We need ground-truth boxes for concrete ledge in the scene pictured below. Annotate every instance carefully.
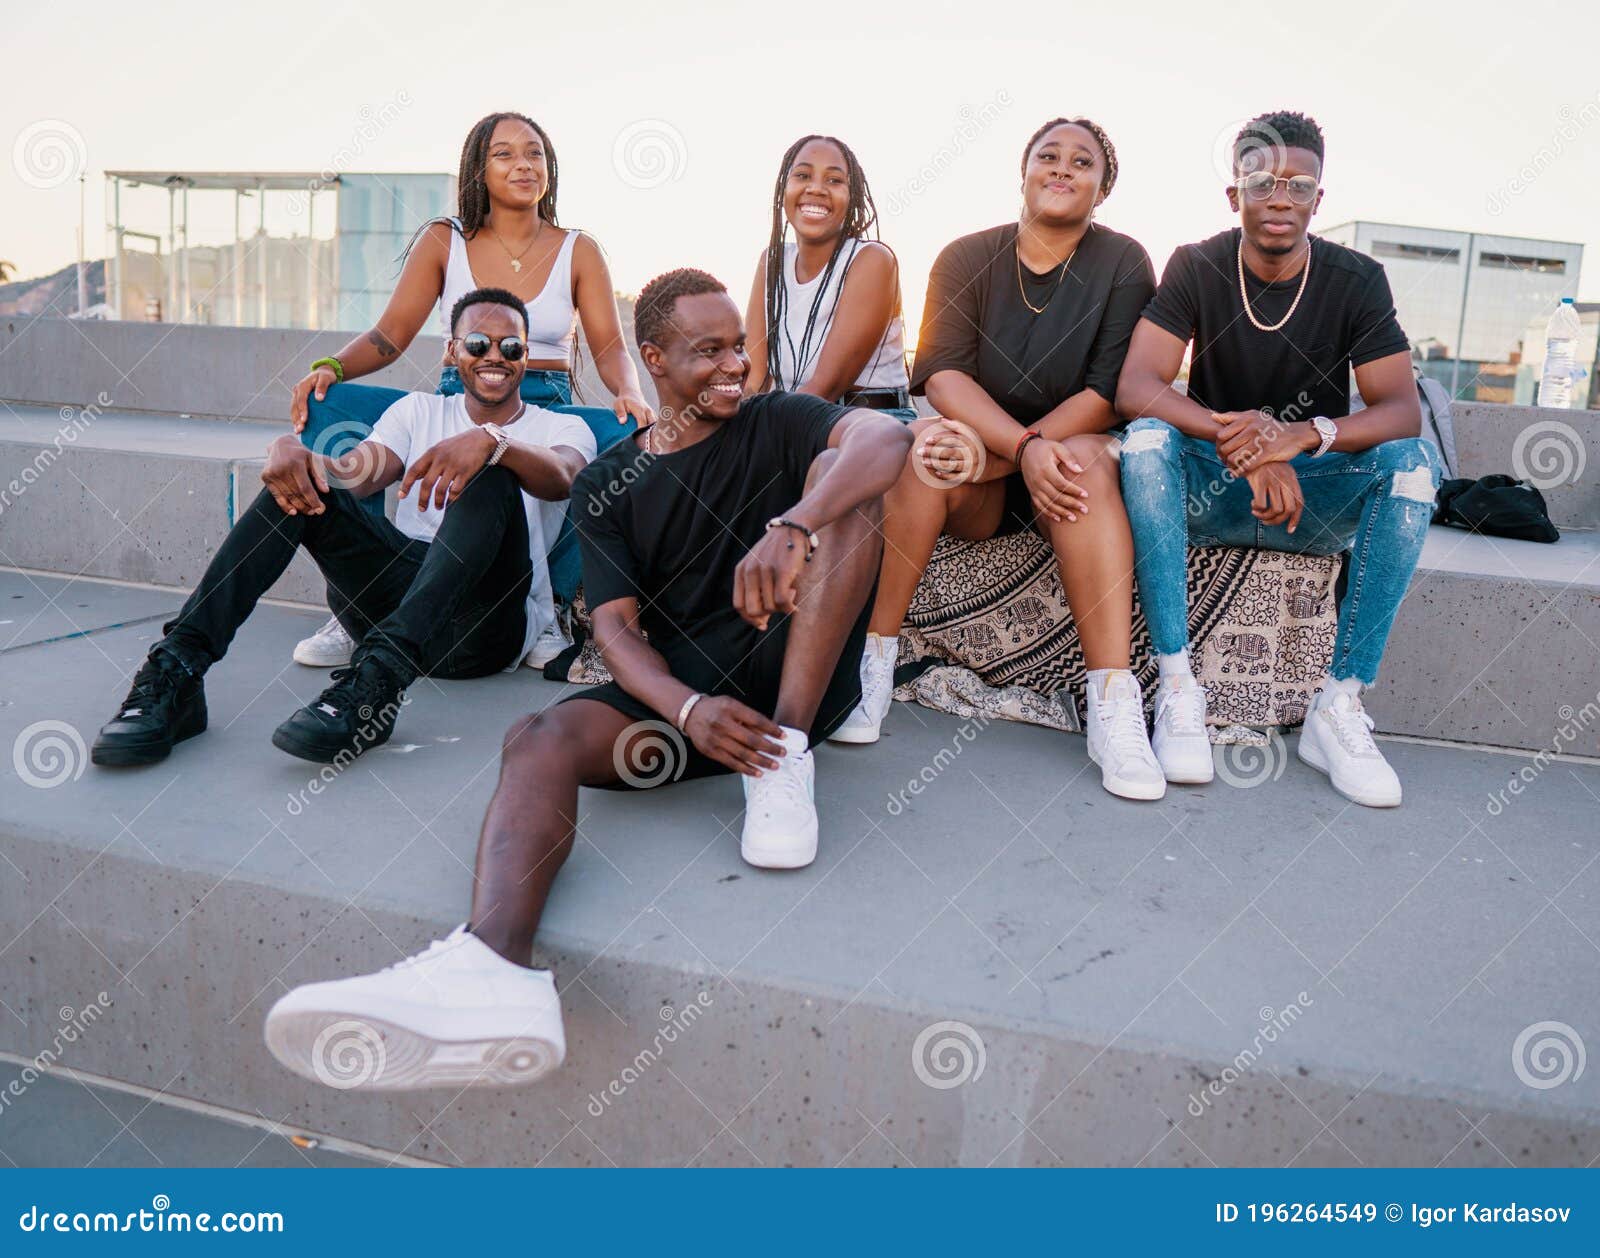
[1,576,1597,1166]
[1453,402,1598,531]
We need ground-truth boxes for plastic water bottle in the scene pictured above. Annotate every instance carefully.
[1537,297,1581,409]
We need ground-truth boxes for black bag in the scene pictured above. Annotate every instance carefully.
[1433,475,1560,543]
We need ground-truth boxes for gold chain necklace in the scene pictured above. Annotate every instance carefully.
[1016,235,1077,315]
[489,215,544,274]
[1237,235,1312,332]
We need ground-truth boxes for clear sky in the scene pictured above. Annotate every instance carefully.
[7,0,1600,338]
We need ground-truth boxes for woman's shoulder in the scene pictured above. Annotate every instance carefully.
[1084,222,1152,262]
[932,223,1016,276]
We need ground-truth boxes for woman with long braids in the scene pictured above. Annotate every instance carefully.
[830,118,1167,802]
[743,135,912,420]
[286,111,653,667]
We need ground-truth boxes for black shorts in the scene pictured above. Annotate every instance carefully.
[562,596,873,789]
[995,471,1040,537]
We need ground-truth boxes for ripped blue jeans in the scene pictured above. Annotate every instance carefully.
[1119,417,1442,685]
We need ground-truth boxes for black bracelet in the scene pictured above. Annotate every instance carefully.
[765,516,819,561]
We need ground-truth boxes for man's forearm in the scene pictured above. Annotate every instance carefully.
[1115,371,1220,440]
[599,629,697,726]
[1322,399,1421,455]
[498,442,576,501]
[788,416,912,531]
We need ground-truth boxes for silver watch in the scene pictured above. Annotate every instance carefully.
[1309,416,1337,458]
[482,423,511,466]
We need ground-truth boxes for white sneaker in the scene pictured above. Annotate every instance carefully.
[523,620,573,668]
[1297,690,1401,808]
[828,635,897,745]
[1084,672,1166,801]
[741,726,818,868]
[293,615,355,667]
[1152,675,1214,784]
[263,926,565,1091]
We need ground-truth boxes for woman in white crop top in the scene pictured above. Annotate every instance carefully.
[285,112,652,667]
[743,135,913,422]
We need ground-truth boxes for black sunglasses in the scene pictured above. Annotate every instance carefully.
[456,333,526,361]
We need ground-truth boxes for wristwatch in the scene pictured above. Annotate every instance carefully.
[482,423,512,467]
[1309,416,1337,458]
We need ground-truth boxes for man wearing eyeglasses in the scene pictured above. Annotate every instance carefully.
[90,286,597,769]
[1114,110,1441,808]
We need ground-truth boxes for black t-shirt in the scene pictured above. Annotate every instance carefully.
[910,222,1156,425]
[1141,228,1410,420]
[572,391,845,655]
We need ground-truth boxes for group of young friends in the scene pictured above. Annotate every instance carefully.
[84,108,1442,1091]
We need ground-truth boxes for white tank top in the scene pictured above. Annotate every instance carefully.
[434,217,579,360]
[773,238,909,393]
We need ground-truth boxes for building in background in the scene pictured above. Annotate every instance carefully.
[1320,220,1583,403]
[103,170,455,333]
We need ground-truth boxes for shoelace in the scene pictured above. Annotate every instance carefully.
[320,660,393,717]
[750,756,810,816]
[1158,685,1206,737]
[1098,692,1154,763]
[314,615,352,643]
[121,656,185,715]
[858,654,894,714]
[1324,702,1380,757]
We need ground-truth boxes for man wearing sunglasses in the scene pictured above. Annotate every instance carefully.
[1115,110,1440,808]
[91,286,597,768]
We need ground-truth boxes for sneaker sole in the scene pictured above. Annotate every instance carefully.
[271,725,390,765]
[825,724,881,746]
[91,711,206,767]
[264,1009,562,1091]
[741,832,818,869]
[1296,738,1401,808]
[1086,744,1167,801]
[292,646,353,667]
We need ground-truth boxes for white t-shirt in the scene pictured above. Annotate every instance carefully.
[363,392,597,669]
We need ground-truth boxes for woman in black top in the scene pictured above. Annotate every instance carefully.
[830,118,1166,799]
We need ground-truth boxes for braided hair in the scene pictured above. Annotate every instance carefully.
[458,111,559,231]
[1020,117,1119,197]
[762,135,885,391]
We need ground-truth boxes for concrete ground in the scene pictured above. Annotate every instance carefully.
[1,570,1597,1166]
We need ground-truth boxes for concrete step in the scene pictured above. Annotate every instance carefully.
[4,404,1596,754]
[1,573,1597,1166]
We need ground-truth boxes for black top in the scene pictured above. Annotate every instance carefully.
[1141,228,1410,420]
[910,222,1156,424]
[572,392,845,653]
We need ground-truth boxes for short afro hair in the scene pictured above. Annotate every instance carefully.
[633,268,727,349]
[450,286,528,337]
[1234,111,1324,174]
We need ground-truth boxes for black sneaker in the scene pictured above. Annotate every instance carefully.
[271,653,407,764]
[91,650,207,767]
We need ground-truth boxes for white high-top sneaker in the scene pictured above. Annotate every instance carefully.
[1297,690,1402,807]
[827,635,897,745]
[741,726,818,868]
[1152,675,1214,784]
[293,615,356,667]
[523,620,573,668]
[264,926,565,1090]
[1084,672,1166,801]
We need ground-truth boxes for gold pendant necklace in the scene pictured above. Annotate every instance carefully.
[1016,235,1077,316]
[490,216,543,274]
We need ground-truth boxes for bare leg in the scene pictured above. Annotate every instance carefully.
[468,699,635,965]
[1036,434,1135,671]
[868,422,1009,637]
[772,450,888,731]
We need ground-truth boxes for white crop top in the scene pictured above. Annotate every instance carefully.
[434,217,579,361]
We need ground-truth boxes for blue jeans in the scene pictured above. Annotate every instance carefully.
[299,368,637,602]
[1119,417,1442,685]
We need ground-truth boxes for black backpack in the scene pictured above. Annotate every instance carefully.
[1433,475,1560,544]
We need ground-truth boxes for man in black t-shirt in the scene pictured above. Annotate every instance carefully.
[259,269,911,1092]
[1116,111,1441,810]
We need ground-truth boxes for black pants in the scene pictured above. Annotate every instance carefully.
[160,466,532,685]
